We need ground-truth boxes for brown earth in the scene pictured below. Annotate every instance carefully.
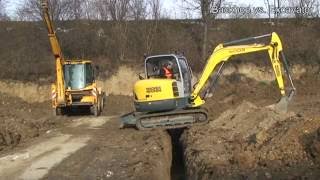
[0,93,68,152]
[0,68,319,179]
[181,72,320,179]
[0,94,172,180]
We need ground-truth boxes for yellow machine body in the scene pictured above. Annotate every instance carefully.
[134,79,176,102]
[123,32,296,130]
[41,0,104,116]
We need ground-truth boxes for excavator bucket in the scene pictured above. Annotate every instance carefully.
[269,88,295,113]
[274,96,289,113]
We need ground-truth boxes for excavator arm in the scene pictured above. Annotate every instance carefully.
[41,0,66,106]
[191,32,296,111]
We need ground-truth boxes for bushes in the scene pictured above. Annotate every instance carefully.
[0,19,319,82]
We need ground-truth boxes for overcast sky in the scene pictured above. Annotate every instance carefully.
[5,0,268,18]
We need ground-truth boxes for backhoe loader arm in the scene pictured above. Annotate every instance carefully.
[191,32,296,109]
[41,0,66,105]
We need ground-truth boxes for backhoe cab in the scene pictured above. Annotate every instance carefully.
[121,32,296,130]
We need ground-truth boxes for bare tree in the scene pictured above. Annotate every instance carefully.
[68,0,82,20]
[182,0,224,61]
[129,0,147,20]
[108,0,130,21]
[288,0,319,18]
[16,0,72,21]
[94,0,109,20]
[148,0,161,20]
[81,0,100,20]
[264,0,272,22]
[226,4,259,19]
[0,0,9,21]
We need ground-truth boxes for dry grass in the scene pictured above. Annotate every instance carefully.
[0,81,50,103]
[0,64,311,103]
[97,66,139,96]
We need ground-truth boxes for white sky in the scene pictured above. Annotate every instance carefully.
[6,0,269,19]
[162,0,267,18]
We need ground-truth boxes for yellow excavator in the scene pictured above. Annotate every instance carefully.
[121,32,296,130]
[41,0,104,116]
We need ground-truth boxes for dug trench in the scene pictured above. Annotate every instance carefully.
[171,73,320,180]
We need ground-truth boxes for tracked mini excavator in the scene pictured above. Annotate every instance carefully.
[121,32,296,130]
[41,0,104,116]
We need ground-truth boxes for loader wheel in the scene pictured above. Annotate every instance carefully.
[100,95,104,112]
[91,105,99,116]
[53,107,63,116]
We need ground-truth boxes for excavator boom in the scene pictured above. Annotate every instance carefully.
[191,32,296,112]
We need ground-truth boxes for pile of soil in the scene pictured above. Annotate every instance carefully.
[181,73,320,179]
[0,93,133,153]
[0,93,65,152]
[102,95,134,115]
[182,101,320,179]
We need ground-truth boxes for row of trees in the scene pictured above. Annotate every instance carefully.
[1,0,319,61]
[0,0,318,21]
[0,0,9,20]
[181,0,320,59]
[15,0,163,21]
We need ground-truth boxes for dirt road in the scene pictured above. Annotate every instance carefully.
[0,116,172,180]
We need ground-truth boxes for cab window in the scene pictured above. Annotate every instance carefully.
[146,56,180,79]
[179,58,192,94]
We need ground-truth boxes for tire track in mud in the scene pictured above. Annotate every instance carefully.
[0,115,173,180]
[0,116,110,179]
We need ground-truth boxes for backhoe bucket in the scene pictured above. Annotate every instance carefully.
[269,88,295,113]
[274,96,289,113]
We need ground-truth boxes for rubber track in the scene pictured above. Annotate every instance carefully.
[135,108,208,130]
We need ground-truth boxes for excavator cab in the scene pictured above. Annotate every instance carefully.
[133,55,193,113]
[145,55,193,94]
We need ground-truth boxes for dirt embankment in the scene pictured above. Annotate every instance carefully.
[0,63,310,103]
[0,93,66,152]
[181,72,320,179]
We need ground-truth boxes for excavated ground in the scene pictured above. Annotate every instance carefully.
[0,95,172,180]
[181,73,320,179]
[0,93,68,152]
[0,69,319,179]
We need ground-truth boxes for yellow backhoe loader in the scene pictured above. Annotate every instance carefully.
[121,32,296,130]
[41,0,104,116]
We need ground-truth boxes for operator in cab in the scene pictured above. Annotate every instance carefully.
[160,62,173,79]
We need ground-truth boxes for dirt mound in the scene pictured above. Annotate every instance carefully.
[0,93,65,152]
[102,95,134,115]
[182,101,320,179]
[209,101,295,140]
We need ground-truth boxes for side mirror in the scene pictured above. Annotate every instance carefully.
[138,73,145,80]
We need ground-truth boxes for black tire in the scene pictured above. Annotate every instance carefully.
[53,107,64,116]
[100,95,104,112]
[91,105,99,116]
